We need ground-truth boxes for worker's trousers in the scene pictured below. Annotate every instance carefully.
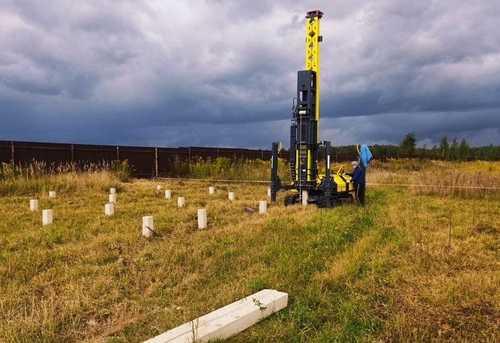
[354,182,366,205]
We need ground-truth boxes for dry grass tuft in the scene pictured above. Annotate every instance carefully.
[372,193,499,342]
[369,160,500,199]
[411,169,500,198]
[0,161,129,196]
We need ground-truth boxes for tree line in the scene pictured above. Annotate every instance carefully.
[329,133,500,161]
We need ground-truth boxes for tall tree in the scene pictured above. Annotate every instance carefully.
[458,138,470,161]
[440,136,449,160]
[450,138,459,160]
[400,132,417,158]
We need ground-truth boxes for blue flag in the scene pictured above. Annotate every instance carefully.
[359,144,373,168]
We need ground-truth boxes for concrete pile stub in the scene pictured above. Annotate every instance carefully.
[105,203,114,216]
[142,216,154,238]
[197,208,207,229]
[42,209,53,226]
[258,201,267,214]
[165,190,172,200]
[301,191,308,206]
[30,199,39,212]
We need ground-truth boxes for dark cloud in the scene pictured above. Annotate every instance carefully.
[0,0,499,148]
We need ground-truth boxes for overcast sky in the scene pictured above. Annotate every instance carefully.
[0,0,499,148]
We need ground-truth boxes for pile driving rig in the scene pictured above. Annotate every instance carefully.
[270,10,355,207]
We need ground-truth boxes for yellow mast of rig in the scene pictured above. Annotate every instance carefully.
[305,10,323,127]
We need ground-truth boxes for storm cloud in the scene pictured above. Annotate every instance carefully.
[0,0,499,147]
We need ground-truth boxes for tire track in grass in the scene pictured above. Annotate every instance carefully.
[230,190,389,342]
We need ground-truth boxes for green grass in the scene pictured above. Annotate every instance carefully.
[0,163,498,342]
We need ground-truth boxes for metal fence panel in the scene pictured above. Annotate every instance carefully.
[13,141,72,166]
[0,141,11,164]
[74,144,117,165]
[118,146,155,177]
[0,140,281,177]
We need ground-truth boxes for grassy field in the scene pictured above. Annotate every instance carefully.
[0,161,498,342]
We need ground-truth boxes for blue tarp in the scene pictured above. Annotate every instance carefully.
[359,144,373,168]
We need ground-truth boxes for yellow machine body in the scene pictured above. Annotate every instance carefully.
[318,169,353,193]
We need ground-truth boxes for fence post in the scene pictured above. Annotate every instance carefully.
[188,147,191,173]
[154,147,159,178]
[10,141,15,165]
[116,146,120,161]
[70,144,75,163]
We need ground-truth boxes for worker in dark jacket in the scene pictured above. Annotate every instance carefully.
[352,144,373,205]
[352,161,366,205]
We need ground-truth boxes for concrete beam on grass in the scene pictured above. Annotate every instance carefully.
[144,289,288,343]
